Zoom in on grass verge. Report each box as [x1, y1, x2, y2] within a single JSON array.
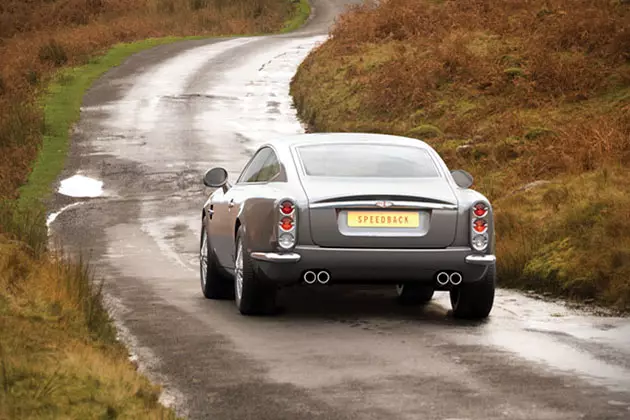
[[291, 0, 630, 311], [0, 238, 178, 419], [282, 0, 312, 33]]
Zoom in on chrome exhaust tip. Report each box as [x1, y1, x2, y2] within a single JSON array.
[[317, 270, 330, 284], [436, 271, 450, 286], [304, 271, 317, 284], [450, 272, 463, 286]]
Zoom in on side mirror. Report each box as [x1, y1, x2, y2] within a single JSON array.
[[451, 169, 473, 189], [203, 167, 229, 189]]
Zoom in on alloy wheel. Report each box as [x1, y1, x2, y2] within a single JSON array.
[[235, 239, 244, 301], [200, 229, 208, 287]]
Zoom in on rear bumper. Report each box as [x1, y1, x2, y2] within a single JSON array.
[[250, 246, 494, 285]]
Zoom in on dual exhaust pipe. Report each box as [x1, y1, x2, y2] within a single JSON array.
[[436, 271, 463, 286], [303, 270, 330, 285], [304, 270, 457, 286]]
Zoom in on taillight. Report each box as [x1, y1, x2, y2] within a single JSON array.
[[473, 203, 488, 217], [280, 201, 294, 215], [473, 218, 488, 233], [277, 199, 297, 250], [280, 217, 294, 231], [470, 202, 490, 252]]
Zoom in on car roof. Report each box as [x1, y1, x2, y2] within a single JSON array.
[[265, 132, 433, 151]]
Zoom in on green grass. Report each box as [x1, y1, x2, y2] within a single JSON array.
[[282, 0, 311, 33], [18, 0, 312, 209]]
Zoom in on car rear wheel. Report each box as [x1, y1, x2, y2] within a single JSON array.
[[396, 283, 434, 305], [200, 223, 233, 300], [449, 265, 496, 320], [234, 227, 277, 315]]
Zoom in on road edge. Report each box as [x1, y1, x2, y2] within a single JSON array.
[[18, 0, 312, 212]]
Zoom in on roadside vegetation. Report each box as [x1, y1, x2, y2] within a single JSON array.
[[0, 216, 177, 419], [0, 0, 307, 416], [291, 0, 630, 311]]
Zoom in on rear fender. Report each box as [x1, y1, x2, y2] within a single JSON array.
[[237, 198, 277, 254]]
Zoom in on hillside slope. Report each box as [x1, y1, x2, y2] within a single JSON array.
[[291, 0, 630, 310]]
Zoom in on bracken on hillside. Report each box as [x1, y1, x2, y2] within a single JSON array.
[[291, 0, 630, 310]]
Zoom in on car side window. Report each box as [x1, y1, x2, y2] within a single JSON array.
[[238, 148, 272, 183], [254, 151, 281, 182], [237, 147, 280, 183]]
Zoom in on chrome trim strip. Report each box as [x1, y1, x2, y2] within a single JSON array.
[[309, 201, 457, 210], [250, 252, 301, 263], [465, 254, 496, 265], [295, 245, 473, 253]]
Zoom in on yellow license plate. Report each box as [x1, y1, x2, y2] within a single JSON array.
[[347, 211, 419, 228]]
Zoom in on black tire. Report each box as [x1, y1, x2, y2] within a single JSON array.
[[234, 227, 277, 315], [396, 283, 434, 305], [200, 222, 233, 300], [450, 265, 496, 320]]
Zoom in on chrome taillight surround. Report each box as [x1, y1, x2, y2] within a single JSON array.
[[471, 201, 490, 252], [277, 198, 297, 251]]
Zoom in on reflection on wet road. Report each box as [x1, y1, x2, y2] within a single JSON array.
[[49, 0, 630, 418]]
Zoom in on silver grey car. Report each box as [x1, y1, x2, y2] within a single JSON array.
[[199, 133, 496, 319]]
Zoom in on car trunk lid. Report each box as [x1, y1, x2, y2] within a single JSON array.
[[303, 178, 459, 248]]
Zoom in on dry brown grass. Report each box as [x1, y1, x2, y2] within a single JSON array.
[[0, 0, 293, 199], [0, 234, 177, 418], [0, 200, 176, 416], [291, 0, 630, 310]]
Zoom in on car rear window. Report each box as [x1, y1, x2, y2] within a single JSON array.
[[296, 143, 440, 178]]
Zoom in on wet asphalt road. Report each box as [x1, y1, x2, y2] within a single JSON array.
[[47, 1, 630, 419]]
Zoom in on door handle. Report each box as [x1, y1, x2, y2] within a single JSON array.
[[228, 199, 235, 209]]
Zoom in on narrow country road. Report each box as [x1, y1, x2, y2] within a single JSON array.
[[48, 1, 630, 419]]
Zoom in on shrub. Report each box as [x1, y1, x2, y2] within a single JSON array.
[[406, 124, 443, 139], [38, 41, 68, 66]]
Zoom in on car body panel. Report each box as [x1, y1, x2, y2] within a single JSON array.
[[299, 177, 460, 248]]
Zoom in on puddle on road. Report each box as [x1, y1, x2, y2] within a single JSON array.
[[58, 174, 104, 198], [48, 174, 104, 228]]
